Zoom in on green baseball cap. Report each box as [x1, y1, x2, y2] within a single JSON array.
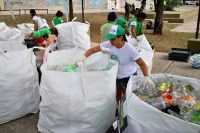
[[106, 25, 125, 40], [116, 18, 126, 28]]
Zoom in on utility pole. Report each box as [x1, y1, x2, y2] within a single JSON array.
[[195, 0, 200, 39], [69, 0, 74, 21], [81, 0, 85, 22]]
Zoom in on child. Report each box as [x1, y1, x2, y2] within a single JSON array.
[[32, 28, 58, 47], [30, 9, 49, 31], [52, 10, 64, 27], [77, 25, 154, 101]]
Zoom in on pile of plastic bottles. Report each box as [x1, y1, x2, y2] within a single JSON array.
[[133, 78, 200, 125], [190, 54, 200, 68]]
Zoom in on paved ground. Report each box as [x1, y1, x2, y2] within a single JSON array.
[[171, 5, 199, 33], [0, 51, 200, 133], [152, 52, 200, 79]]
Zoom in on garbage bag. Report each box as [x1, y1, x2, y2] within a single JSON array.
[[0, 49, 40, 124], [56, 22, 90, 50], [38, 48, 118, 133], [123, 74, 200, 133]]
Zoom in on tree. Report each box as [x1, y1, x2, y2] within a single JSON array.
[[153, 0, 164, 34], [69, 0, 73, 21], [195, 0, 200, 39]]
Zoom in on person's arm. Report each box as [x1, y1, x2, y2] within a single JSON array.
[[135, 57, 148, 76], [141, 23, 145, 34], [76, 45, 101, 63], [131, 25, 139, 42], [136, 57, 155, 88], [85, 45, 101, 57], [33, 20, 38, 31]]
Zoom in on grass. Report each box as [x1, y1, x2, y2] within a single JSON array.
[[0, 12, 199, 53]]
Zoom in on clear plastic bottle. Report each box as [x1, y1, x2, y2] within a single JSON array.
[[147, 97, 166, 110]]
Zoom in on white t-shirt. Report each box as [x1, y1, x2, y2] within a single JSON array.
[[100, 41, 140, 79], [32, 16, 49, 30], [129, 20, 137, 33]]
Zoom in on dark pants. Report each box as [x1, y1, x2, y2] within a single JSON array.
[[116, 72, 137, 102]]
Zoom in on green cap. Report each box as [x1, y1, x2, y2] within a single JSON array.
[[106, 25, 125, 40], [116, 18, 126, 28]]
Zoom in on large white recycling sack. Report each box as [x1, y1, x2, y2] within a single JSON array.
[[133, 35, 154, 76], [0, 22, 9, 32], [0, 27, 26, 52], [17, 23, 34, 41], [55, 21, 90, 50], [38, 49, 118, 133], [123, 74, 200, 133], [0, 49, 40, 124]]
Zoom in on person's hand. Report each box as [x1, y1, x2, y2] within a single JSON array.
[[75, 55, 86, 66], [47, 35, 56, 45], [143, 76, 155, 89]]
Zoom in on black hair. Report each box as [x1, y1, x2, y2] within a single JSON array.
[[50, 28, 59, 37], [117, 35, 127, 42], [136, 12, 147, 19], [56, 10, 64, 17], [122, 34, 127, 42], [107, 12, 117, 21], [30, 9, 36, 18]]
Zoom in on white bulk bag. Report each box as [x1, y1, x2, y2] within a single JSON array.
[[17, 23, 34, 40], [126, 35, 138, 46], [124, 74, 200, 133], [0, 27, 25, 52], [55, 21, 90, 50], [0, 22, 9, 32], [38, 49, 118, 133], [134, 35, 154, 76], [0, 49, 40, 124]]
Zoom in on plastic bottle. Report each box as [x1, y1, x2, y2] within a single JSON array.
[[147, 97, 166, 110]]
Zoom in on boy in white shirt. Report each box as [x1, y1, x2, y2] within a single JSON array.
[[30, 9, 49, 31], [77, 25, 154, 102]]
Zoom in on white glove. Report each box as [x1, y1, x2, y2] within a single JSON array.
[[76, 55, 86, 66], [143, 76, 155, 89]]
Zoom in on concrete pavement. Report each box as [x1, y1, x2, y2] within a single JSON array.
[[171, 6, 199, 33]]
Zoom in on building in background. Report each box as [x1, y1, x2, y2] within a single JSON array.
[[0, 0, 5, 10], [2, 0, 153, 11]]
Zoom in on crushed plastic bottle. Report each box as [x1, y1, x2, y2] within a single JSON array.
[[147, 97, 166, 110], [156, 81, 171, 93], [63, 64, 78, 72], [190, 111, 200, 124], [193, 101, 200, 111], [176, 96, 196, 110]]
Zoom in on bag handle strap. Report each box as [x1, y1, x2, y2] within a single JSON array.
[[79, 62, 87, 104], [42, 44, 55, 63]]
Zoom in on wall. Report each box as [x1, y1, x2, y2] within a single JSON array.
[[0, 0, 5, 10]]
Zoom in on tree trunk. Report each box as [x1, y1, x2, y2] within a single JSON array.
[[69, 0, 73, 21], [154, 0, 156, 12], [153, 0, 164, 34], [81, 0, 85, 22]]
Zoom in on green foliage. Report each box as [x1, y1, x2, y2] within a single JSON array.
[[165, 0, 182, 11]]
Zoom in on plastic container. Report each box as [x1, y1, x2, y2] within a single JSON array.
[[147, 97, 166, 110]]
